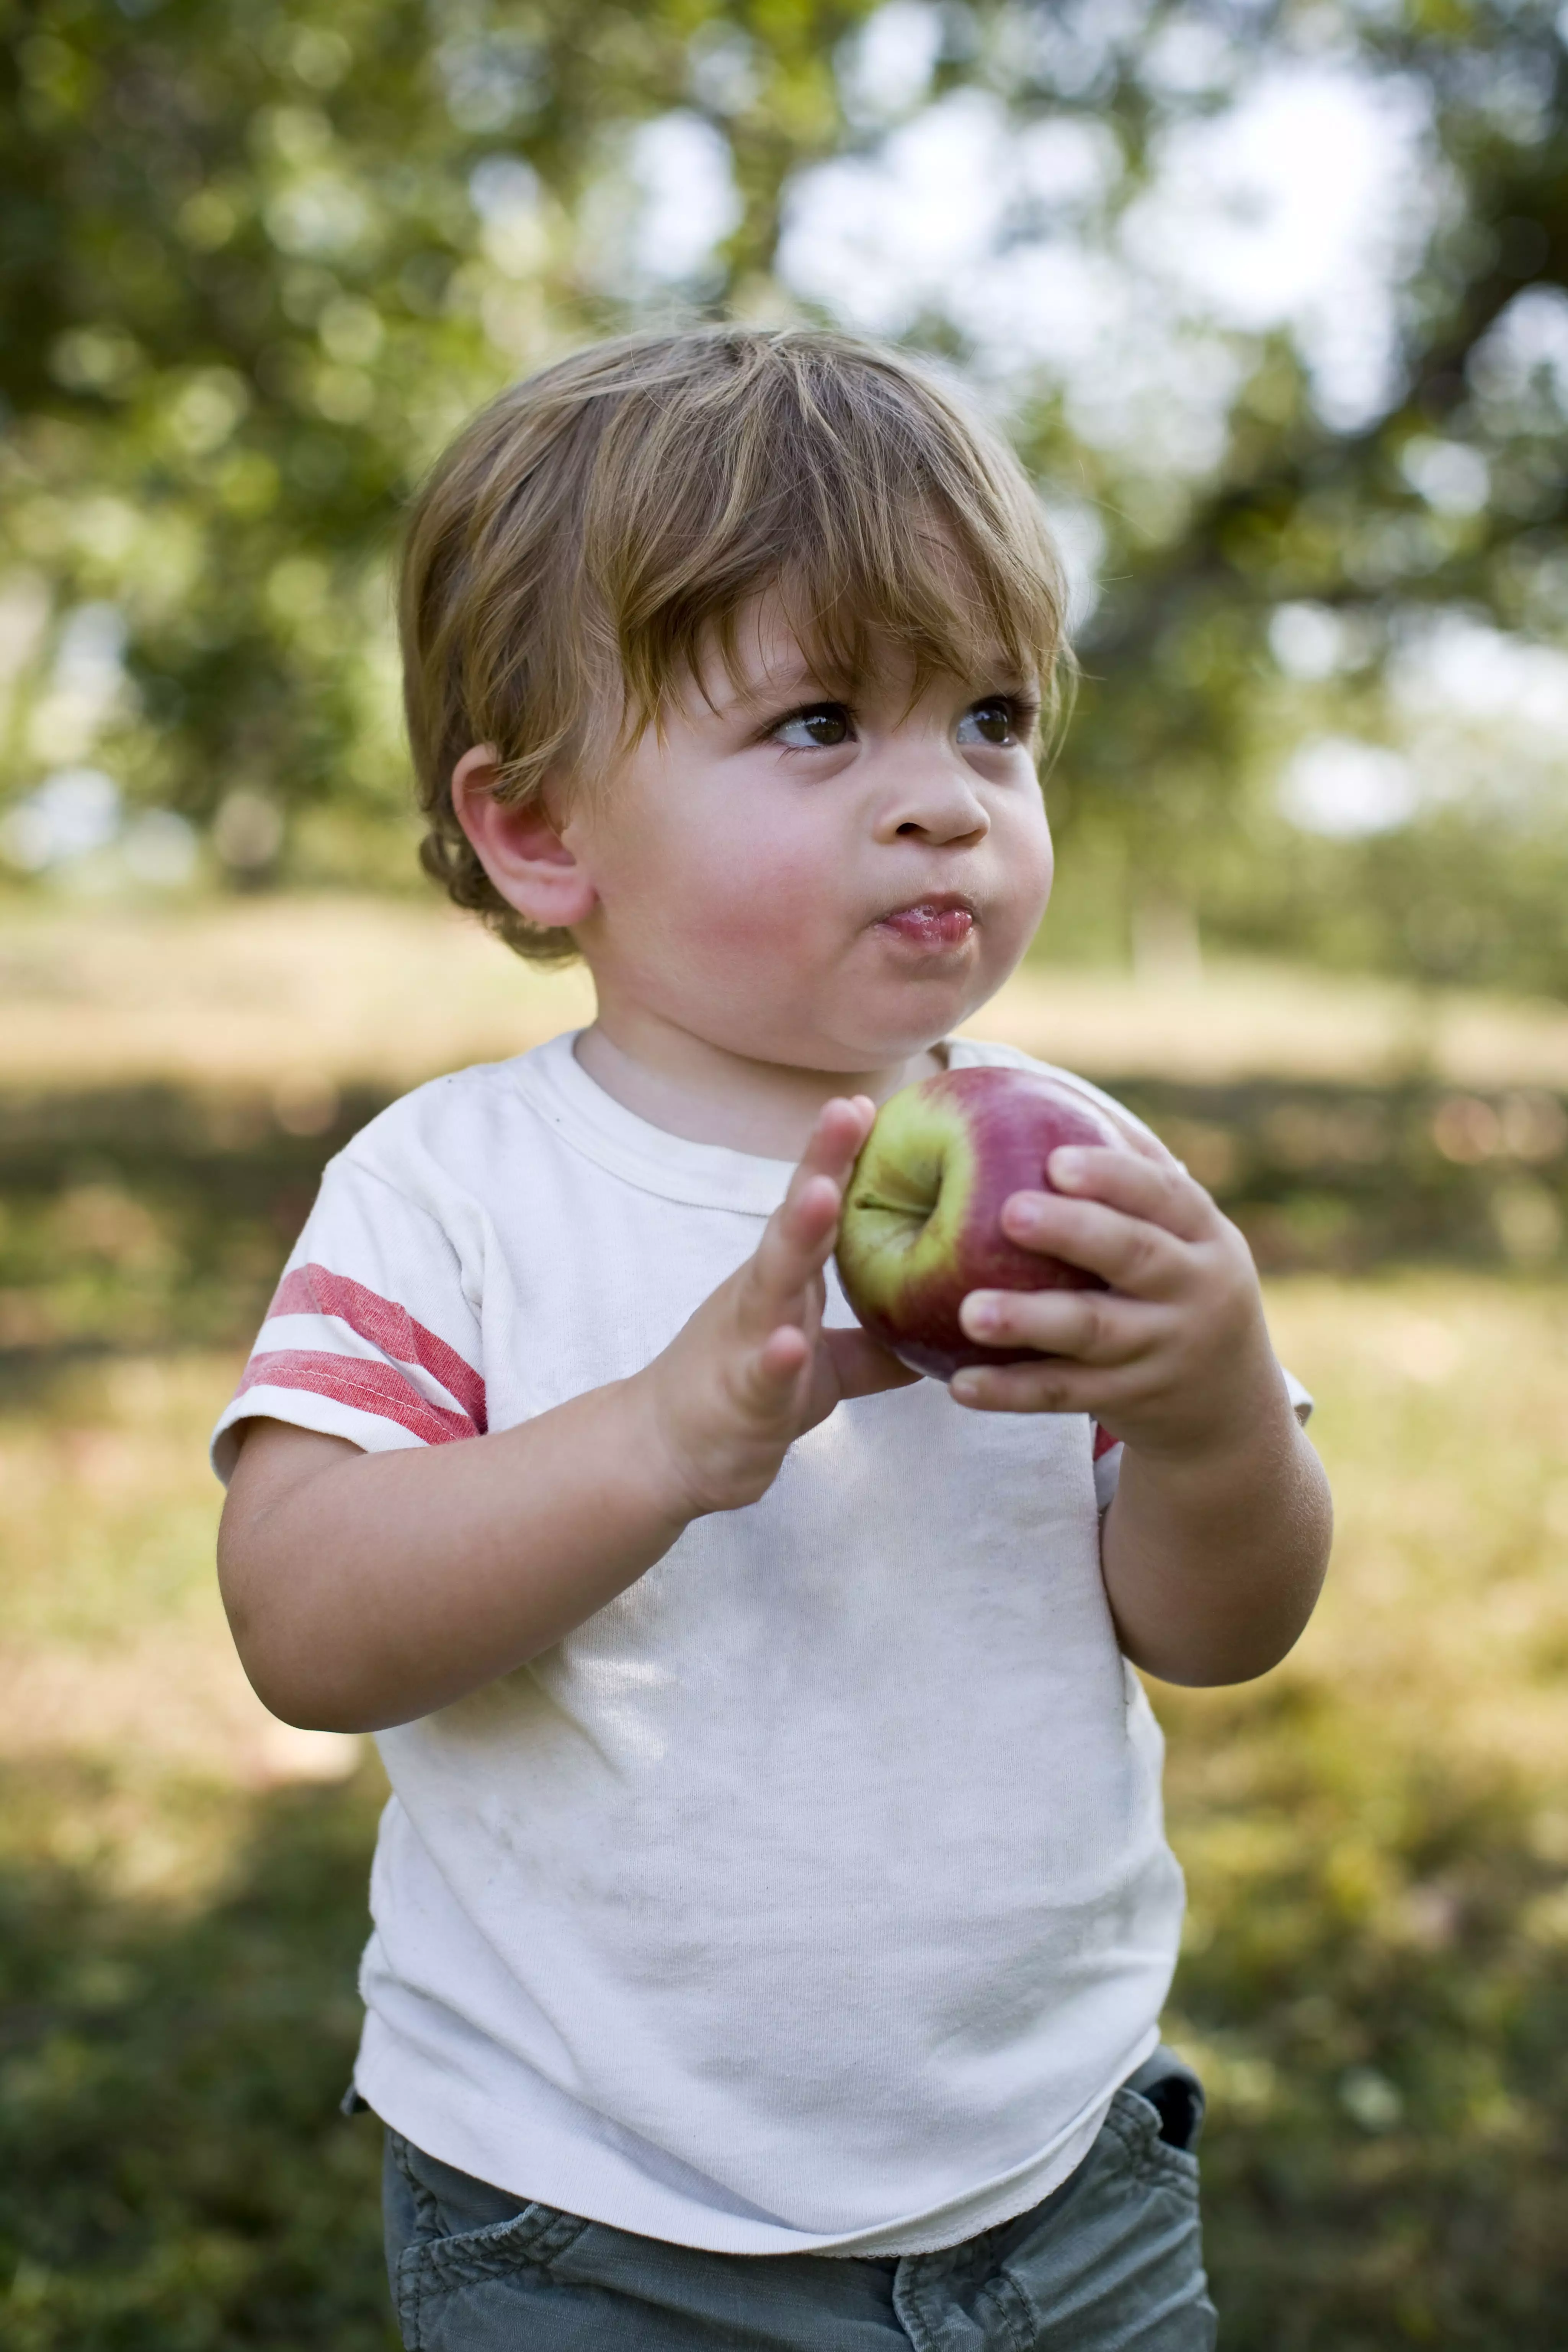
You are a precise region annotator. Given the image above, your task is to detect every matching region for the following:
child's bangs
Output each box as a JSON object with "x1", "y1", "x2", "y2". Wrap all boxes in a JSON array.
[
  {"x1": 607, "y1": 337, "x2": 1069, "y2": 743},
  {"x1": 760, "y1": 508, "x2": 1055, "y2": 717}
]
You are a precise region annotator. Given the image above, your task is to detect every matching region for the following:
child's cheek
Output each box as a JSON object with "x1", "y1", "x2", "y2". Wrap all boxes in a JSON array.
[{"x1": 678, "y1": 834, "x2": 833, "y2": 968}]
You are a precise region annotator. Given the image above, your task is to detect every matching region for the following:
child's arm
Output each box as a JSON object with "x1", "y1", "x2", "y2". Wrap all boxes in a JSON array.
[
  {"x1": 948, "y1": 1141, "x2": 1333, "y2": 1686},
  {"x1": 218, "y1": 1098, "x2": 915, "y2": 1732}
]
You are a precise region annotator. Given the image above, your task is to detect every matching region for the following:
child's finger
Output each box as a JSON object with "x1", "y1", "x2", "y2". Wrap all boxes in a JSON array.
[
  {"x1": 1040, "y1": 1146, "x2": 1214, "y2": 1242},
  {"x1": 797, "y1": 1094, "x2": 877, "y2": 1190},
  {"x1": 949, "y1": 1356, "x2": 1121, "y2": 1416},
  {"x1": 958, "y1": 1286, "x2": 1157, "y2": 1365},
  {"x1": 751, "y1": 1323, "x2": 810, "y2": 1392},
  {"x1": 997, "y1": 1192, "x2": 1187, "y2": 1299},
  {"x1": 823, "y1": 1326, "x2": 922, "y2": 1400},
  {"x1": 745, "y1": 1099, "x2": 875, "y2": 1318},
  {"x1": 1102, "y1": 1113, "x2": 1183, "y2": 1170},
  {"x1": 746, "y1": 1174, "x2": 842, "y2": 1320}
]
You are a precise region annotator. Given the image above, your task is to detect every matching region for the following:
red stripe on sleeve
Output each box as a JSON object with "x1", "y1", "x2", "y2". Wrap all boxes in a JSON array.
[
  {"x1": 1092, "y1": 1423, "x2": 1120, "y2": 1461},
  {"x1": 236, "y1": 1349, "x2": 479, "y2": 1446},
  {"x1": 268, "y1": 1264, "x2": 487, "y2": 1430}
]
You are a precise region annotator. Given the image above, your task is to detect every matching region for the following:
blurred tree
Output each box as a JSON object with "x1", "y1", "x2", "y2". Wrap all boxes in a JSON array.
[
  {"x1": 0, "y1": 0, "x2": 877, "y2": 882},
  {"x1": 972, "y1": 0, "x2": 1568, "y2": 990},
  {"x1": 2, "y1": 0, "x2": 1567, "y2": 998}
]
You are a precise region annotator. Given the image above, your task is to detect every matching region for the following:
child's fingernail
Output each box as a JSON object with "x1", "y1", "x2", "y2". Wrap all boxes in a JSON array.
[
  {"x1": 951, "y1": 1371, "x2": 979, "y2": 1403},
  {"x1": 1049, "y1": 1148, "x2": 1084, "y2": 1187},
  {"x1": 961, "y1": 1294, "x2": 999, "y2": 1337}
]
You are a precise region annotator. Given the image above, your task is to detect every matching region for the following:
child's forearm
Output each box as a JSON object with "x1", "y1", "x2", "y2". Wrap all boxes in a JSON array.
[
  {"x1": 1099, "y1": 1393, "x2": 1333, "y2": 1686},
  {"x1": 218, "y1": 1377, "x2": 694, "y2": 1733}
]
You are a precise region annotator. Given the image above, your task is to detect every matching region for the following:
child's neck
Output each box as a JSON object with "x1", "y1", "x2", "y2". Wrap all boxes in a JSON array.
[{"x1": 573, "y1": 1010, "x2": 943, "y2": 1161}]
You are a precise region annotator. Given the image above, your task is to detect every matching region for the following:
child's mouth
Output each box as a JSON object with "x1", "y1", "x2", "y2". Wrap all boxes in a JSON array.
[{"x1": 877, "y1": 899, "x2": 976, "y2": 952}]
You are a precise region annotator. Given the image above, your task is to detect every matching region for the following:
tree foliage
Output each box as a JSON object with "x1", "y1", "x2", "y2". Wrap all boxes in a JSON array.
[
  {"x1": 1001, "y1": 0, "x2": 1568, "y2": 993},
  {"x1": 2, "y1": 0, "x2": 1567, "y2": 991},
  {"x1": 0, "y1": 0, "x2": 879, "y2": 878}
]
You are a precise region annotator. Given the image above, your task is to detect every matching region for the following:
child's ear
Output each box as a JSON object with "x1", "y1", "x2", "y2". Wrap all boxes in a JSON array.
[{"x1": 450, "y1": 745, "x2": 598, "y2": 930}]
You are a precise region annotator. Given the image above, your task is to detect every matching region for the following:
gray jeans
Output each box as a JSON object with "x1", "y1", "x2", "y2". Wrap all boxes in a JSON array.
[{"x1": 380, "y1": 2047, "x2": 1216, "y2": 2350}]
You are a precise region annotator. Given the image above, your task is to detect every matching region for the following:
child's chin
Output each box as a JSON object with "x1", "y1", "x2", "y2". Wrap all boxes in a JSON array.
[
  {"x1": 830, "y1": 1012, "x2": 968, "y2": 1068},
  {"x1": 872, "y1": 963, "x2": 995, "y2": 1033}
]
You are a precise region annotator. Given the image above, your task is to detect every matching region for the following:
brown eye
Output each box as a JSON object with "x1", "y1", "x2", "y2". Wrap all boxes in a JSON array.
[
  {"x1": 773, "y1": 703, "x2": 853, "y2": 749},
  {"x1": 957, "y1": 699, "x2": 1017, "y2": 748}
]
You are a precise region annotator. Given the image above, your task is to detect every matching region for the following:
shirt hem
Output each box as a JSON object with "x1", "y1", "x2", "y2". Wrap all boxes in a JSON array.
[{"x1": 349, "y1": 2017, "x2": 1162, "y2": 2259}]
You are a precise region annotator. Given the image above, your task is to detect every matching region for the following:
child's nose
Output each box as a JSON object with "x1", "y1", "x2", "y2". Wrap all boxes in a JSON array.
[{"x1": 877, "y1": 753, "x2": 991, "y2": 845}]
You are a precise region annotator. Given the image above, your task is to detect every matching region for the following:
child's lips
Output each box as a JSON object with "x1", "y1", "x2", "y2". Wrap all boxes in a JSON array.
[{"x1": 875, "y1": 898, "x2": 977, "y2": 952}]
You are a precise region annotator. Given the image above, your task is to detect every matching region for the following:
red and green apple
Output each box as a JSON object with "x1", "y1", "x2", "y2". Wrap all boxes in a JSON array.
[{"x1": 835, "y1": 1066, "x2": 1122, "y2": 1381}]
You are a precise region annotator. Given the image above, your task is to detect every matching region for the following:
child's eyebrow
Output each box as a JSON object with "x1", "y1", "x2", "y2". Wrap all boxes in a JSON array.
[
  {"x1": 716, "y1": 662, "x2": 834, "y2": 716},
  {"x1": 709, "y1": 654, "x2": 1040, "y2": 721}
]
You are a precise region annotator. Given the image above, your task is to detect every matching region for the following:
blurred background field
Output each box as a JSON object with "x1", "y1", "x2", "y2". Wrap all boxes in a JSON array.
[
  {"x1": 5, "y1": 0, "x2": 1568, "y2": 2344},
  {"x1": 3, "y1": 915, "x2": 1566, "y2": 2351},
  {"x1": 3, "y1": 1207, "x2": 1567, "y2": 2350}
]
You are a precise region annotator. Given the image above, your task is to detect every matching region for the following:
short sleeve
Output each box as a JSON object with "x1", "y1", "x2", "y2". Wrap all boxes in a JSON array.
[
  {"x1": 1091, "y1": 1369, "x2": 1313, "y2": 1514},
  {"x1": 211, "y1": 1152, "x2": 486, "y2": 1484}
]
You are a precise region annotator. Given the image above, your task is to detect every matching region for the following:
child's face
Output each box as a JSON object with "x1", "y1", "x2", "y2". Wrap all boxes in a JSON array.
[
  {"x1": 458, "y1": 595, "x2": 1044, "y2": 1081},
  {"x1": 561, "y1": 601, "x2": 1055, "y2": 1075}
]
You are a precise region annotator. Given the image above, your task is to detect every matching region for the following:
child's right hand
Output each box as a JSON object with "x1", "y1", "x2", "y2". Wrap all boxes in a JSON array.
[{"x1": 640, "y1": 1097, "x2": 919, "y2": 1517}]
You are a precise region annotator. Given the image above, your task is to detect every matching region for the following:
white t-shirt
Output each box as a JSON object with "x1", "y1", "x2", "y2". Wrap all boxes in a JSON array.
[{"x1": 213, "y1": 1032, "x2": 1231, "y2": 2256}]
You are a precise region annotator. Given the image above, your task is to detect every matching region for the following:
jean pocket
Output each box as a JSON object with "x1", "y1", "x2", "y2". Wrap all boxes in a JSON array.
[
  {"x1": 387, "y1": 2134, "x2": 587, "y2": 2351},
  {"x1": 1111, "y1": 2086, "x2": 1203, "y2": 2200},
  {"x1": 1123, "y1": 2043, "x2": 1206, "y2": 2153}
]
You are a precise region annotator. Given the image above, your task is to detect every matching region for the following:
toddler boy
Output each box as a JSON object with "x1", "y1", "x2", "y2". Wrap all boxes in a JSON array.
[{"x1": 215, "y1": 326, "x2": 1331, "y2": 2350}]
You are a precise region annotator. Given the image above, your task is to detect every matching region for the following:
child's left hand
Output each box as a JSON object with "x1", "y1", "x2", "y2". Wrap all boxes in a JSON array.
[
  {"x1": 948, "y1": 1129, "x2": 1280, "y2": 1468},
  {"x1": 949, "y1": 1127, "x2": 1332, "y2": 1686}
]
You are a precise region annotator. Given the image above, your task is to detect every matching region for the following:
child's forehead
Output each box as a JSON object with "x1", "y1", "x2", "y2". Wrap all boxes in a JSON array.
[
  {"x1": 711, "y1": 602, "x2": 839, "y2": 701},
  {"x1": 683, "y1": 594, "x2": 1022, "y2": 715}
]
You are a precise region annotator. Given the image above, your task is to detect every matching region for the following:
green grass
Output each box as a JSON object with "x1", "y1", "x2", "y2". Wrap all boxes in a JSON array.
[
  {"x1": 0, "y1": 1356, "x2": 235, "y2": 1648},
  {"x1": 1164, "y1": 1273, "x2": 1568, "y2": 2345},
  {"x1": 1, "y1": 1275, "x2": 1565, "y2": 2346},
  {"x1": 0, "y1": 1760, "x2": 394, "y2": 2352}
]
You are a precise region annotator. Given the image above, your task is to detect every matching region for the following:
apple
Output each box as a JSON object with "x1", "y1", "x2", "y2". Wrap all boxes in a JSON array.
[{"x1": 835, "y1": 1066, "x2": 1122, "y2": 1380}]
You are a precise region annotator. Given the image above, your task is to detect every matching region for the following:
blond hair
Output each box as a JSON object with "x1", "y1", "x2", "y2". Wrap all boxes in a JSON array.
[{"x1": 401, "y1": 325, "x2": 1070, "y2": 963}]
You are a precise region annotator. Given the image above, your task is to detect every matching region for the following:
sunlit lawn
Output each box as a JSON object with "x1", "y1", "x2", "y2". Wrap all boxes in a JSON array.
[
  {"x1": 2, "y1": 1274, "x2": 1566, "y2": 2348},
  {"x1": 1164, "y1": 1274, "x2": 1568, "y2": 2346}
]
